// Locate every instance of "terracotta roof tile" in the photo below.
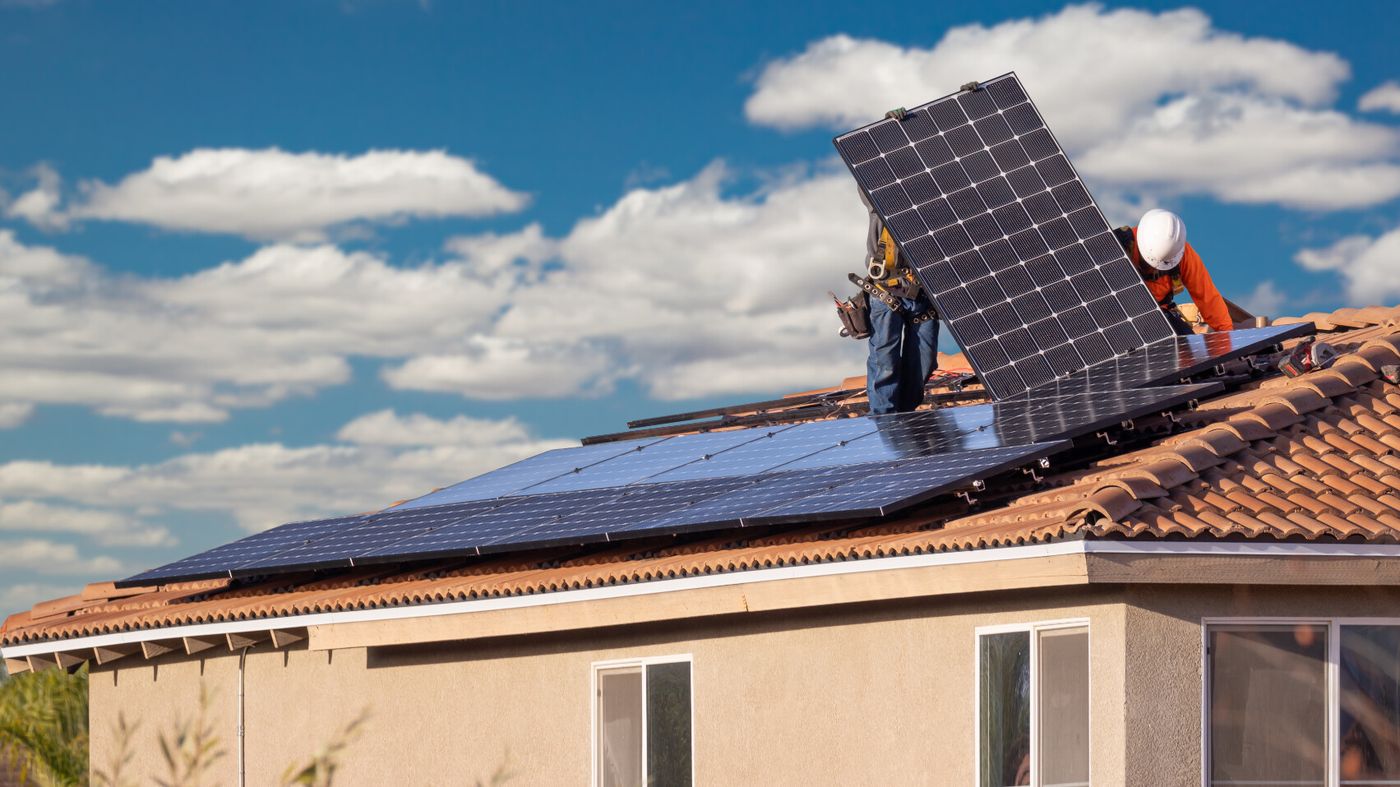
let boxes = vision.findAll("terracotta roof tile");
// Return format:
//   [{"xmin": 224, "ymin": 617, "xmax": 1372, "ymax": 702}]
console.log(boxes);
[{"xmin": 12, "ymin": 309, "xmax": 1400, "ymax": 649}]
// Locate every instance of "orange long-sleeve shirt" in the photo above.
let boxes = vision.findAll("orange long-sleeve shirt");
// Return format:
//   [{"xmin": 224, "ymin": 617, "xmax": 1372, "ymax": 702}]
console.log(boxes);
[{"xmin": 1128, "ymin": 225, "xmax": 1232, "ymax": 333}]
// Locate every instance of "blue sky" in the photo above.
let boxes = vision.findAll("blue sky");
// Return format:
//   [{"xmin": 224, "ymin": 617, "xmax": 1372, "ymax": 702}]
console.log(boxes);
[{"xmin": 1, "ymin": 0, "xmax": 1399, "ymax": 613}]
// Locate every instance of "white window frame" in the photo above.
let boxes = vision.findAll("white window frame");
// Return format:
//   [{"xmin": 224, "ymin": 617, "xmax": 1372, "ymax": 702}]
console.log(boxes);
[
  {"xmin": 975, "ymin": 617, "xmax": 1093, "ymax": 787},
  {"xmin": 590, "ymin": 653, "xmax": 695, "ymax": 787},
  {"xmin": 1200, "ymin": 616, "xmax": 1400, "ymax": 787}
]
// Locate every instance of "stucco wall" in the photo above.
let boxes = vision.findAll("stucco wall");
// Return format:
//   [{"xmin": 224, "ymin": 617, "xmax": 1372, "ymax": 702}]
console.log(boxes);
[
  {"xmin": 90, "ymin": 587, "xmax": 1126, "ymax": 785},
  {"xmin": 1121, "ymin": 584, "xmax": 1400, "ymax": 787}
]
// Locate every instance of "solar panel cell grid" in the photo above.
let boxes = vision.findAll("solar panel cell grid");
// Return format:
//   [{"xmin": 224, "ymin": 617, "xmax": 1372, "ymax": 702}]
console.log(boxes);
[{"xmin": 834, "ymin": 72, "xmax": 1176, "ymax": 400}]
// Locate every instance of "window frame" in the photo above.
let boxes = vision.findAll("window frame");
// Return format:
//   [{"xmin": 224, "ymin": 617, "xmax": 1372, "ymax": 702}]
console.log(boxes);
[
  {"xmin": 590, "ymin": 653, "xmax": 695, "ymax": 787},
  {"xmin": 1201, "ymin": 616, "xmax": 1400, "ymax": 787},
  {"xmin": 974, "ymin": 617, "xmax": 1093, "ymax": 787}
]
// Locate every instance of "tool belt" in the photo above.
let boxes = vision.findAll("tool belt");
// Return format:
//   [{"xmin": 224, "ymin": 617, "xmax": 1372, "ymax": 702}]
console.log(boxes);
[
  {"xmin": 834, "ymin": 271, "xmax": 938, "ymax": 340},
  {"xmin": 832, "ymin": 289, "xmax": 872, "ymax": 339},
  {"xmin": 834, "ymin": 227, "xmax": 936, "ymax": 340}
]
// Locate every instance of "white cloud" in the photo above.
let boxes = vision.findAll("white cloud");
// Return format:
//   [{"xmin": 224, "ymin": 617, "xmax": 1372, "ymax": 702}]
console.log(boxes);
[
  {"xmin": 0, "ymin": 157, "xmax": 871, "ymax": 421},
  {"xmin": 15, "ymin": 148, "xmax": 527, "ymax": 241},
  {"xmin": 0, "ymin": 410, "xmax": 572, "ymax": 532},
  {"xmin": 1296, "ymin": 228, "xmax": 1400, "ymax": 304},
  {"xmin": 382, "ymin": 339, "xmax": 616, "ymax": 400},
  {"xmin": 337, "ymin": 408, "xmax": 533, "ymax": 448},
  {"xmin": 1239, "ymin": 280, "xmax": 1287, "ymax": 317},
  {"xmin": 0, "ymin": 232, "xmax": 498, "ymax": 422},
  {"xmin": 439, "ymin": 161, "xmax": 871, "ymax": 400},
  {"xmin": 0, "ymin": 500, "xmax": 173, "ymax": 547},
  {"xmin": 3, "ymin": 163, "xmax": 65, "ymax": 230},
  {"xmin": 744, "ymin": 5, "xmax": 1400, "ymax": 211},
  {"xmin": 0, "ymin": 403, "xmax": 33, "ymax": 429},
  {"xmin": 0, "ymin": 583, "xmax": 80, "ymax": 617},
  {"xmin": 0, "ymin": 539, "xmax": 121, "ymax": 575},
  {"xmin": 443, "ymin": 222, "xmax": 557, "ymax": 278},
  {"xmin": 1360, "ymin": 81, "xmax": 1400, "ymax": 114}
]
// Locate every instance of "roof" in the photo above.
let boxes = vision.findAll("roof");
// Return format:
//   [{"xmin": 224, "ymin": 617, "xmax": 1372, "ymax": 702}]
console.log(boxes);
[{"xmin": 6, "ymin": 304, "xmax": 1400, "ymax": 652}]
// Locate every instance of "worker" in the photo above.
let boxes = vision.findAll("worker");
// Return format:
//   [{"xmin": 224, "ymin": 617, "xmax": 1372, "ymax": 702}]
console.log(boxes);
[
  {"xmin": 1114, "ymin": 209, "xmax": 1232, "ymax": 335},
  {"xmin": 860, "ymin": 186, "xmax": 939, "ymax": 415}
]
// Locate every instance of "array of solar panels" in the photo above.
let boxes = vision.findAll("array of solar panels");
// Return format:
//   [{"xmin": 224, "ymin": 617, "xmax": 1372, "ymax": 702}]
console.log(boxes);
[
  {"xmin": 119, "ymin": 382, "xmax": 1224, "ymax": 585},
  {"xmin": 835, "ymin": 73, "xmax": 1178, "ymax": 401},
  {"xmin": 118, "ymin": 73, "xmax": 1316, "ymax": 588}
]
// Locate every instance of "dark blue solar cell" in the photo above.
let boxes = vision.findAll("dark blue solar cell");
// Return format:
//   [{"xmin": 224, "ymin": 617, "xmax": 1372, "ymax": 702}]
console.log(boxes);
[
  {"xmin": 917, "ymin": 198, "xmax": 958, "ymax": 231},
  {"xmin": 987, "ymin": 76, "xmax": 1028, "ymax": 109},
  {"xmin": 989, "ymin": 139, "xmax": 1031, "ymax": 172},
  {"xmin": 751, "ymin": 443, "xmax": 1067, "ymax": 522},
  {"xmin": 854, "ymin": 157, "xmax": 897, "ymax": 191},
  {"xmin": 900, "ymin": 109, "xmax": 940, "ymax": 142},
  {"xmin": 915, "ymin": 136, "xmax": 956, "ymax": 169},
  {"xmin": 644, "ymin": 418, "xmax": 878, "ymax": 483},
  {"xmin": 237, "ymin": 501, "xmax": 503, "ymax": 574},
  {"xmin": 871, "ymin": 183, "xmax": 913, "ymax": 215},
  {"xmin": 869, "ymin": 120, "xmax": 910, "ymax": 153},
  {"xmin": 397, "ymin": 436, "xmax": 665, "ymax": 508},
  {"xmin": 626, "ymin": 465, "xmax": 878, "ymax": 531},
  {"xmin": 483, "ymin": 478, "xmax": 753, "ymax": 549},
  {"xmin": 358, "ymin": 488, "xmax": 621, "ymax": 561},
  {"xmin": 119, "ymin": 515, "xmax": 368, "ymax": 585},
  {"xmin": 521, "ymin": 427, "xmax": 794, "ymax": 493},
  {"xmin": 974, "ymin": 114, "xmax": 1015, "ymax": 146},
  {"xmin": 958, "ymin": 88, "xmax": 999, "ymax": 120},
  {"xmin": 836, "ymin": 131, "xmax": 880, "ymax": 165},
  {"xmin": 951, "ymin": 312, "xmax": 995, "ymax": 346},
  {"xmin": 885, "ymin": 147, "xmax": 926, "ymax": 179},
  {"xmin": 887, "ymin": 209, "xmax": 929, "ymax": 240},
  {"xmin": 903, "ymin": 172, "xmax": 941, "ymax": 206}
]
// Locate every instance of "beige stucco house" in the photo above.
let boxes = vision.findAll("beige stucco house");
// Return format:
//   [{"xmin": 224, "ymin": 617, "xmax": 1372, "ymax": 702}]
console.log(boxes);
[{"xmin": 6, "ymin": 306, "xmax": 1400, "ymax": 786}]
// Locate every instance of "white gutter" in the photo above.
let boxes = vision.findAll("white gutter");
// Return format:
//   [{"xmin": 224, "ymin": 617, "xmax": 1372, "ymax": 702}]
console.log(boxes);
[{"xmin": 6, "ymin": 539, "xmax": 1400, "ymax": 660}]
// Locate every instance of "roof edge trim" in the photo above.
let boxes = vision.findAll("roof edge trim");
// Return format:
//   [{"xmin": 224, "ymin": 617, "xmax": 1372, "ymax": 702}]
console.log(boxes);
[{"xmin": 8, "ymin": 540, "xmax": 1400, "ymax": 660}]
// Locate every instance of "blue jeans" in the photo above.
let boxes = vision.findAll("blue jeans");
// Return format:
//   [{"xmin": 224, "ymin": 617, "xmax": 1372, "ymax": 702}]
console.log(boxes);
[{"xmin": 867, "ymin": 294, "xmax": 939, "ymax": 415}]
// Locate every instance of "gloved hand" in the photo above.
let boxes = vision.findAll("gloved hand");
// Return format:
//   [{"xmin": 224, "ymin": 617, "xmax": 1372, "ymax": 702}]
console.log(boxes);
[{"xmin": 884, "ymin": 107, "xmax": 907, "ymax": 121}]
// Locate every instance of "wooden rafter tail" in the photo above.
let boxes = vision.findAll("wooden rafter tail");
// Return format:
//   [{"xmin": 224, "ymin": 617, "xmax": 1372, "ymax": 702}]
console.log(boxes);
[
  {"xmin": 270, "ymin": 628, "xmax": 306, "ymax": 649},
  {"xmin": 92, "ymin": 643, "xmax": 140, "ymax": 665},
  {"xmin": 140, "ymin": 640, "xmax": 176, "ymax": 660},
  {"xmin": 183, "ymin": 636, "xmax": 220, "ymax": 656},
  {"xmin": 226, "ymin": 631, "xmax": 269, "ymax": 650}
]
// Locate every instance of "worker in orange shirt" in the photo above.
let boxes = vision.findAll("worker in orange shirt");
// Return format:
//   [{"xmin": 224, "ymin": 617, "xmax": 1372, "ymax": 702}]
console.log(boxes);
[{"xmin": 1113, "ymin": 209, "xmax": 1232, "ymax": 335}]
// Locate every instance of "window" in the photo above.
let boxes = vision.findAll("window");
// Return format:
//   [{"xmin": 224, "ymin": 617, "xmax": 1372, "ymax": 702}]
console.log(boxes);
[
  {"xmin": 978, "ymin": 621, "xmax": 1091, "ymax": 787},
  {"xmin": 1205, "ymin": 620, "xmax": 1400, "ymax": 786},
  {"xmin": 594, "ymin": 657, "xmax": 692, "ymax": 787}
]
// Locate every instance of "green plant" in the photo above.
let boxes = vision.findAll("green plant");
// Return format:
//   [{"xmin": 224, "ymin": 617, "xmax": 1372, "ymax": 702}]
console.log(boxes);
[
  {"xmin": 0, "ymin": 665, "xmax": 89, "ymax": 786},
  {"xmin": 154, "ymin": 684, "xmax": 225, "ymax": 787},
  {"xmin": 92, "ymin": 713, "xmax": 138, "ymax": 787},
  {"xmin": 278, "ymin": 708, "xmax": 370, "ymax": 787}
]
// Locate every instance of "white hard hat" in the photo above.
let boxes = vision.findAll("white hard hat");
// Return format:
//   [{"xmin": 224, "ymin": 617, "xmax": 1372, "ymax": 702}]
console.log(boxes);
[{"xmin": 1136, "ymin": 209, "xmax": 1187, "ymax": 271}]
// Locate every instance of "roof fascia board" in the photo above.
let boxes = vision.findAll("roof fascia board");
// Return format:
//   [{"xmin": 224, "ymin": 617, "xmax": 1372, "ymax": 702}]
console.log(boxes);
[{"xmin": 8, "ymin": 540, "xmax": 1400, "ymax": 660}]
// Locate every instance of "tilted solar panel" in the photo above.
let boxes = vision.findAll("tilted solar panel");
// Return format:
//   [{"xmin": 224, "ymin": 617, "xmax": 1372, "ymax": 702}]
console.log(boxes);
[{"xmin": 834, "ymin": 72, "xmax": 1177, "ymax": 400}]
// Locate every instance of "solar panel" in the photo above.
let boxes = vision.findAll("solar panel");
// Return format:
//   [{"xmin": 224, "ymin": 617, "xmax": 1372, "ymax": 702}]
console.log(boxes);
[
  {"xmin": 773, "ymin": 383, "xmax": 1217, "ymax": 469},
  {"xmin": 393, "ymin": 435, "xmax": 668, "ymax": 508},
  {"xmin": 515, "ymin": 427, "xmax": 797, "ymax": 495},
  {"xmin": 342, "ymin": 442, "xmax": 1067, "ymax": 563},
  {"xmin": 119, "ymin": 514, "xmax": 367, "ymax": 586},
  {"xmin": 120, "ymin": 378, "xmax": 1223, "ymax": 585},
  {"xmin": 834, "ymin": 72, "xmax": 1176, "ymax": 400},
  {"xmin": 1026, "ymin": 323, "xmax": 1315, "ymax": 395},
  {"xmin": 229, "ymin": 499, "xmax": 508, "ymax": 575},
  {"xmin": 749, "ymin": 442, "xmax": 1065, "ymax": 523},
  {"xmin": 614, "ymin": 464, "xmax": 879, "ymax": 533},
  {"xmin": 641, "ymin": 417, "xmax": 879, "ymax": 483}
]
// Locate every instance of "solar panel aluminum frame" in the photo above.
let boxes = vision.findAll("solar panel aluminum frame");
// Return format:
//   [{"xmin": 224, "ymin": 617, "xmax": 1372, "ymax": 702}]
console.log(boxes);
[{"xmin": 834, "ymin": 72, "xmax": 1177, "ymax": 401}]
